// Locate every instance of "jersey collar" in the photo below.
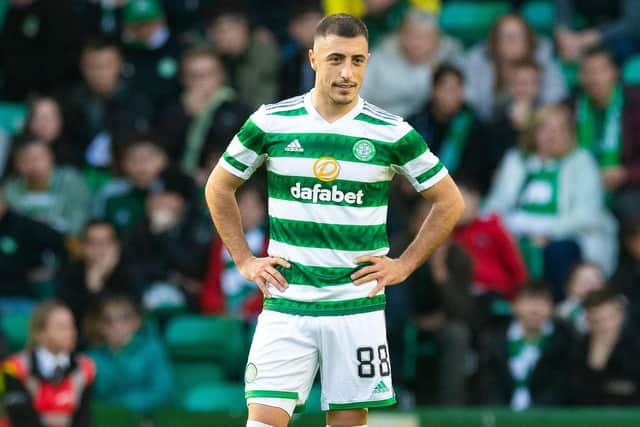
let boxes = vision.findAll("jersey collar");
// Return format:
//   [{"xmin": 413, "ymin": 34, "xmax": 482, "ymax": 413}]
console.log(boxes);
[{"xmin": 304, "ymin": 90, "xmax": 364, "ymax": 125}]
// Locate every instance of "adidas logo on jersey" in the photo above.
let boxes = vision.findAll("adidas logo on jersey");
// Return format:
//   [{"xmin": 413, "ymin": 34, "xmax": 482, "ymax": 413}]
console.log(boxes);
[
  {"xmin": 373, "ymin": 380, "xmax": 389, "ymax": 394},
  {"xmin": 284, "ymin": 139, "xmax": 304, "ymax": 152},
  {"xmin": 290, "ymin": 182, "xmax": 364, "ymax": 205}
]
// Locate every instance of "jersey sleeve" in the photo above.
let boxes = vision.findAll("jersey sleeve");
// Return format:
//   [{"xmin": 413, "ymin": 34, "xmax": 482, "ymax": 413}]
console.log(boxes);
[
  {"xmin": 218, "ymin": 105, "xmax": 268, "ymax": 180},
  {"xmin": 391, "ymin": 126, "xmax": 448, "ymax": 192}
]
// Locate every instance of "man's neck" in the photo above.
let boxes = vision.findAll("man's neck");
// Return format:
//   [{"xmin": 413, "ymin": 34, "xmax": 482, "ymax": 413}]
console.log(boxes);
[
  {"xmin": 311, "ymin": 89, "xmax": 357, "ymax": 123},
  {"xmin": 590, "ymin": 85, "xmax": 616, "ymax": 109},
  {"xmin": 431, "ymin": 103, "xmax": 457, "ymax": 122}
]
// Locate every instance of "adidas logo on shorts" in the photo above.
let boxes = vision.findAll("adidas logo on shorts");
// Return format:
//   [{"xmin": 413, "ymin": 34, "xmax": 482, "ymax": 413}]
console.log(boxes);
[
  {"xmin": 373, "ymin": 380, "xmax": 389, "ymax": 394},
  {"xmin": 285, "ymin": 139, "xmax": 304, "ymax": 152}
]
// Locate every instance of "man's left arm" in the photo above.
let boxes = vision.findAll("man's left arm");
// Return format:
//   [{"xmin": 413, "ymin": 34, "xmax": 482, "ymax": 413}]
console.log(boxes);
[{"xmin": 351, "ymin": 175, "xmax": 464, "ymax": 297}]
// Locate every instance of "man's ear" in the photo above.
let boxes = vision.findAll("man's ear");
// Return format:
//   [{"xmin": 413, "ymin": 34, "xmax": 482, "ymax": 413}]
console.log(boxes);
[{"xmin": 308, "ymin": 48, "xmax": 317, "ymax": 71}]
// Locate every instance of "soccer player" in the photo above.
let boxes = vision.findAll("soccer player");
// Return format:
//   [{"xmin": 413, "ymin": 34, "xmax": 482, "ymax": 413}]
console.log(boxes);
[{"xmin": 205, "ymin": 14, "xmax": 464, "ymax": 427}]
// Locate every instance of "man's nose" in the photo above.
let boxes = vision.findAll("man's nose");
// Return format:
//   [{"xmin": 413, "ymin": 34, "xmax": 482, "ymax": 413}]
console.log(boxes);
[{"xmin": 340, "ymin": 63, "xmax": 353, "ymax": 80}]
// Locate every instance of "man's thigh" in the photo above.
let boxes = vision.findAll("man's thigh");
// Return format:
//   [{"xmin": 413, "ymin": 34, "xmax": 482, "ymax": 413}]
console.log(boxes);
[
  {"xmin": 319, "ymin": 310, "xmax": 396, "ymax": 412},
  {"xmin": 245, "ymin": 310, "xmax": 319, "ymax": 418}
]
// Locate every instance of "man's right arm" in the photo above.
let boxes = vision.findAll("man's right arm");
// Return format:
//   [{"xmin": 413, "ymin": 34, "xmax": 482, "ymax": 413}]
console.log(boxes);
[{"xmin": 204, "ymin": 164, "xmax": 289, "ymax": 297}]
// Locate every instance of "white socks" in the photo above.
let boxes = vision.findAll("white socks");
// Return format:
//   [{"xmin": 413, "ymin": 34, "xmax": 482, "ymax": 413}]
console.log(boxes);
[{"xmin": 247, "ymin": 421, "xmax": 274, "ymax": 427}]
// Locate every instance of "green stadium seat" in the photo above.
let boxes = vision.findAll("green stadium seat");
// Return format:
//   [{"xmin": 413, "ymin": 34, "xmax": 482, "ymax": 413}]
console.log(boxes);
[
  {"xmin": 623, "ymin": 55, "xmax": 640, "ymax": 84},
  {"xmin": 0, "ymin": 311, "xmax": 31, "ymax": 352},
  {"xmin": 300, "ymin": 385, "xmax": 323, "ymax": 414},
  {"xmin": 173, "ymin": 361, "xmax": 225, "ymax": 399},
  {"xmin": 165, "ymin": 315, "xmax": 246, "ymax": 378},
  {"xmin": 0, "ymin": 102, "xmax": 28, "ymax": 135},
  {"xmin": 521, "ymin": 1, "xmax": 555, "ymax": 35},
  {"xmin": 181, "ymin": 382, "xmax": 246, "ymax": 412},
  {"xmin": 439, "ymin": 2, "xmax": 511, "ymax": 45}
]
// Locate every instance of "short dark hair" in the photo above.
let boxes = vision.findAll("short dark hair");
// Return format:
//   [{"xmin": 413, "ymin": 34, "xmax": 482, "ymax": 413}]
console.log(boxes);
[
  {"xmin": 432, "ymin": 63, "xmax": 464, "ymax": 87},
  {"xmin": 513, "ymin": 59, "xmax": 542, "ymax": 74},
  {"xmin": 11, "ymin": 133, "xmax": 49, "ymax": 155},
  {"xmin": 82, "ymin": 219, "xmax": 118, "ymax": 242},
  {"xmin": 314, "ymin": 13, "xmax": 368, "ymax": 41},
  {"xmin": 582, "ymin": 46, "xmax": 617, "ymax": 68},
  {"xmin": 82, "ymin": 35, "xmax": 121, "ymax": 55},
  {"xmin": 515, "ymin": 281, "xmax": 553, "ymax": 301},
  {"xmin": 583, "ymin": 288, "xmax": 624, "ymax": 311},
  {"xmin": 181, "ymin": 46, "xmax": 222, "ymax": 69}
]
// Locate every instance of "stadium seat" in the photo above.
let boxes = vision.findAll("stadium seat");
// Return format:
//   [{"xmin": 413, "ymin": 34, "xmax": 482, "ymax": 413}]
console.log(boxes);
[
  {"xmin": 0, "ymin": 311, "xmax": 31, "ymax": 352},
  {"xmin": 521, "ymin": 1, "xmax": 555, "ymax": 35},
  {"xmin": 0, "ymin": 102, "xmax": 28, "ymax": 135},
  {"xmin": 623, "ymin": 55, "xmax": 640, "ymax": 84},
  {"xmin": 439, "ymin": 2, "xmax": 511, "ymax": 45},
  {"xmin": 173, "ymin": 361, "xmax": 225, "ymax": 399},
  {"xmin": 181, "ymin": 382, "xmax": 246, "ymax": 412},
  {"xmin": 300, "ymin": 385, "xmax": 323, "ymax": 414},
  {"xmin": 165, "ymin": 315, "xmax": 246, "ymax": 378}
]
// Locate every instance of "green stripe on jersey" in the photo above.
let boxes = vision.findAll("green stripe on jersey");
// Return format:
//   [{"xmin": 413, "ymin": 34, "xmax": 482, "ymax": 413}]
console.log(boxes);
[
  {"xmin": 236, "ymin": 119, "xmax": 265, "ymax": 153},
  {"xmin": 415, "ymin": 161, "xmax": 444, "ymax": 184},
  {"xmin": 394, "ymin": 129, "xmax": 430, "ymax": 166},
  {"xmin": 269, "ymin": 217, "xmax": 388, "ymax": 251},
  {"xmin": 280, "ymin": 261, "xmax": 355, "ymax": 287},
  {"xmin": 263, "ymin": 295, "xmax": 386, "ymax": 316},
  {"xmin": 267, "ymin": 171, "xmax": 390, "ymax": 207},
  {"xmin": 263, "ymin": 130, "xmax": 429, "ymax": 166},
  {"xmin": 268, "ymin": 106, "xmax": 308, "ymax": 116},
  {"xmin": 223, "ymin": 152, "xmax": 248, "ymax": 172},
  {"xmin": 354, "ymin": 112, "xmax": 394, "ymax": 126}
]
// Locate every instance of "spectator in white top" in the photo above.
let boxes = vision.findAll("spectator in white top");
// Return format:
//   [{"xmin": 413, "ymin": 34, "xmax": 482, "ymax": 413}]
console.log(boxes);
[{"xmin": 360, "ymin": 8, "xmax": 463, "ymax": 118}]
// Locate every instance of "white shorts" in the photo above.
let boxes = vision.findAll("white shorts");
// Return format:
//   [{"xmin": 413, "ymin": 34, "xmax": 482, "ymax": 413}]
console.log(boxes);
[{"xmin": 244, "ymin": 309, "xmax": 395, "ymax": 415}]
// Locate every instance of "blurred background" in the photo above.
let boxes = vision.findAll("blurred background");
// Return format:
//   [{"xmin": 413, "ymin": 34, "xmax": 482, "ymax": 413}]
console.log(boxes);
[{"xmin": 0, "ymin": 0, "xmax": 639, "ymax": 426}]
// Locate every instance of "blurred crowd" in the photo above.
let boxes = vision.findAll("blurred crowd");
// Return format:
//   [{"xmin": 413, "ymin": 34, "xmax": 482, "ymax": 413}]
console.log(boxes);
[{"xmin": 0, "ymin": 0, "xmax": 640, "ymax": 423}]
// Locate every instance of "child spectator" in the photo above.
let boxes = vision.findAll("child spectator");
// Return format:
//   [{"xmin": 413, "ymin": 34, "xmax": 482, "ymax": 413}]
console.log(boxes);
[
  {"xmin": 87, "ymin": 295, "xmax": 172, "ymax": 414},
  {"xmin": 453, "ymin": 177, "xmax": 528, "ymax": 302},
  {"xmin": 1, "ymin": 300, "xmax": 94, "ymax": 427},
  {"xmin": 486, "ymin": 283, "xmax": 573, "ymax": 410}
]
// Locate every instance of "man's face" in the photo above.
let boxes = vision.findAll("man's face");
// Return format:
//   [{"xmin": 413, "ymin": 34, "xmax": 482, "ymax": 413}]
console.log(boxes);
[
  {"xmin": 399, "ymin": 20, "xmax": 439, "ymax": 65},
  {"xmin": 309, "ymin": 34, "xmax": 369, "ymax": 106},
  {"xmin": 514, "ymin": 295, "xmax": 553, "ymax": 332},
  {"xmin": 81, "ymin": 48, "xmax": 122, "ymax": 95},
  {"xmin": 208, "ymin": 15, "xmax": 250, "ymax": 56},
  {"xmin": 15, "ymin": 144, "xmax": 53, "ymax": 183},
  {"xmin": 100, "ymin": 304, "xmax": 140, "ymax": 349},
  {"xmin": 587, "ymin": 301, "xmax": 623, "ymax": 339},
  {"xmin": 182, "ymin": 55, "xmax": 223, "ymax": 96},
  {"xmin": 432, "ymin": 74, "xmax": 464, "ymax": 116},
  {"xmin": 122, "ymin": 143, "xmax": 166, "ymax": 189},
  {"xmin": 83, "ymin": 224, "xmax": 120, "ymax": 266},
  {"xmin": 580, "ymin": 54, "xmax": 618, "ymax": 103},
  {"xmin": 39, "ymin": 308, "xmax": 76, "ymax": 354},
  {"xmin": 510, "ymin": 67, "xmax": 540, "ymax": 102}
]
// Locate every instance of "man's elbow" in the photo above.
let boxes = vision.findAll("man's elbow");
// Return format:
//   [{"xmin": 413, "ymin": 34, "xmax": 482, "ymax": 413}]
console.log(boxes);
[{"xmin": 449, "ymin": 189, "xmax": 465, "ymax": 225}]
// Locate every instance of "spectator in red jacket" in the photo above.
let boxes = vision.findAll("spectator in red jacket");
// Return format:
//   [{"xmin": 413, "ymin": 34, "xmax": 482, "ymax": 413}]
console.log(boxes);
[
  {"xmin": 200, "ymin": 184, "xmax": 267, "ymax": 321},
  {"xmin": 1, "ymin": 300, "xmax": 94, "ymax": 427},
  {"xmin": 453, "ymin": 176, "xmax": 528, "ymax": 301}
]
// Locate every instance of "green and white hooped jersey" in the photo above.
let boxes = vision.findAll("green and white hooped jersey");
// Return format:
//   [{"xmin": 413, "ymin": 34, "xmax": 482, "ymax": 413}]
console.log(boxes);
[{"xmin": 219, "ymin": 92, "xmax": 448, "ymax": 316}]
